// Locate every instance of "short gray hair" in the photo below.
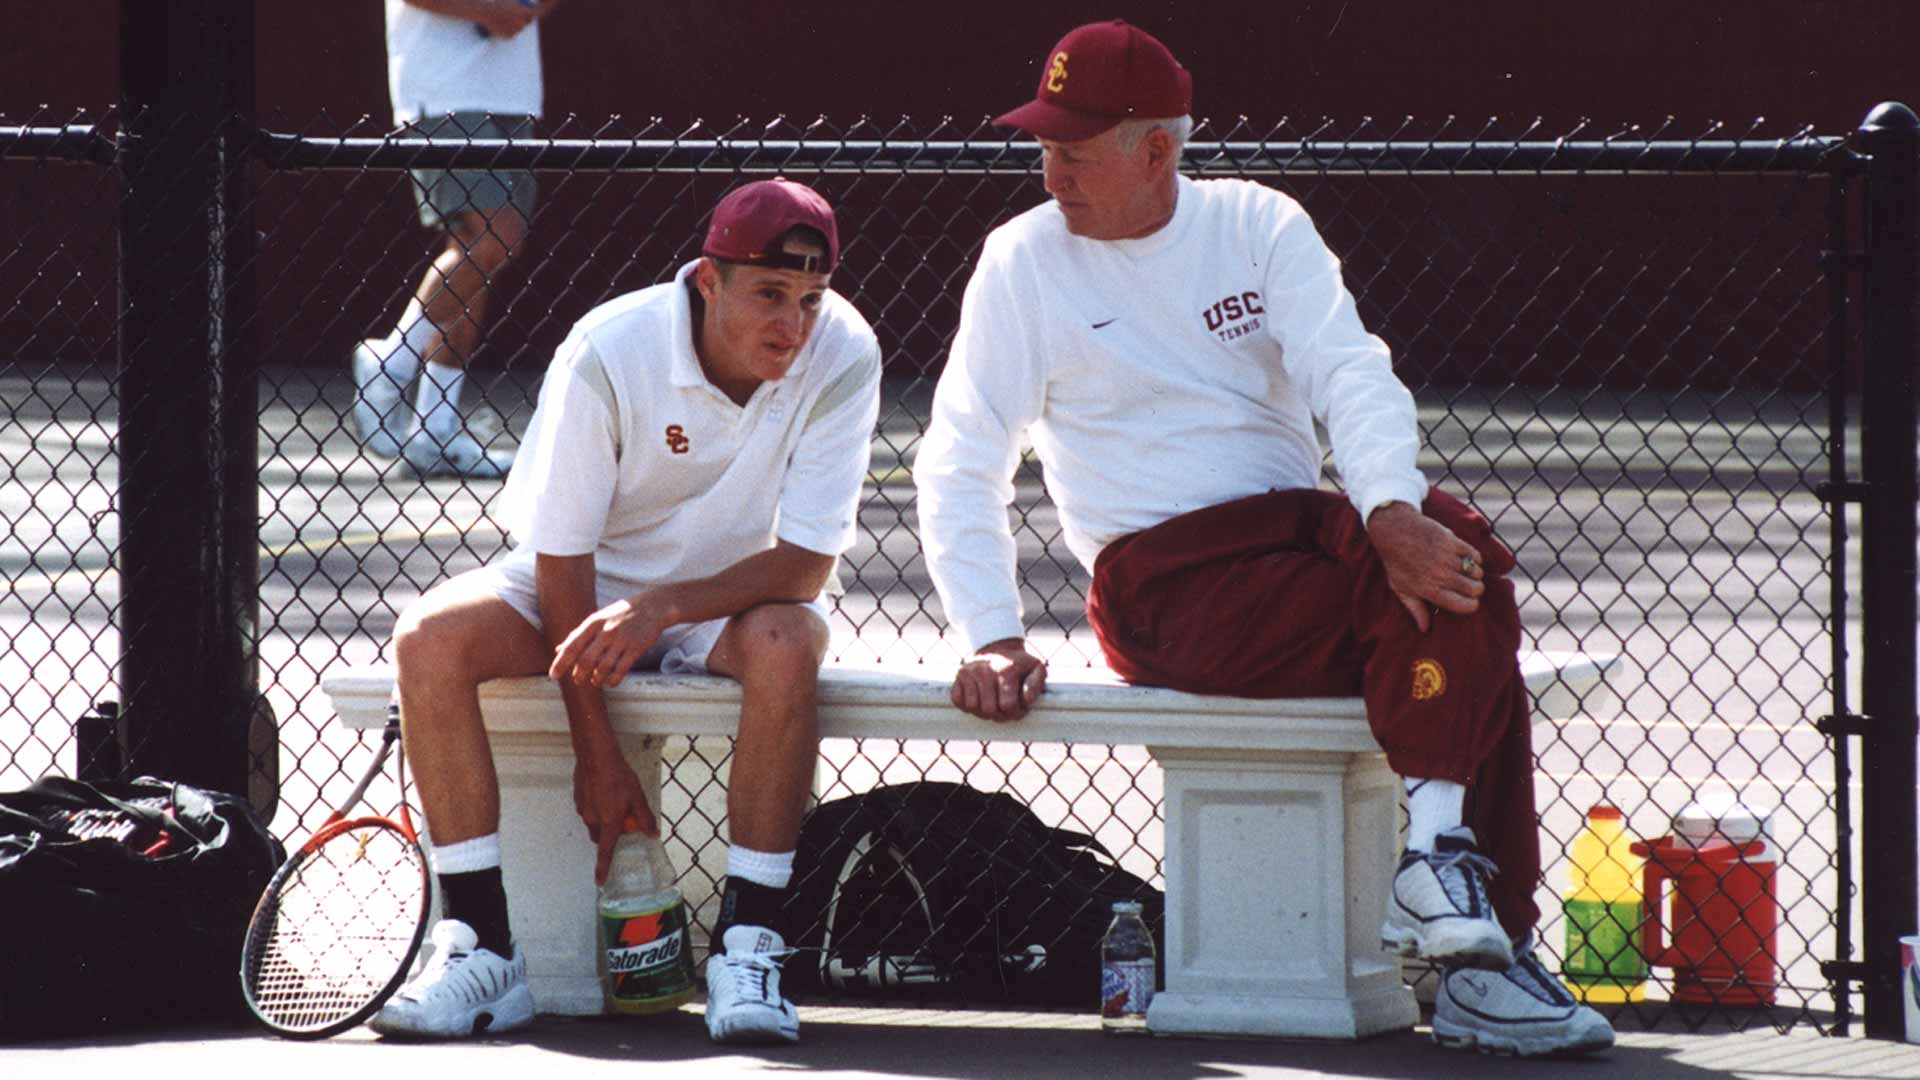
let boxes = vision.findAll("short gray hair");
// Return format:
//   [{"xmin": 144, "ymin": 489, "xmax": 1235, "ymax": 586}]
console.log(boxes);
[{"xmin": 1114, "ymin": 114, "xmax": 1193, "ymax": 155}]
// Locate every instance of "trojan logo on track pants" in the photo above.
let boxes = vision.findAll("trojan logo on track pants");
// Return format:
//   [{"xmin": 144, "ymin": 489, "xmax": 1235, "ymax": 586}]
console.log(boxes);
[{"xmin": 1086, "ymin": 487, "xmax": 1540, "ymax": 935}]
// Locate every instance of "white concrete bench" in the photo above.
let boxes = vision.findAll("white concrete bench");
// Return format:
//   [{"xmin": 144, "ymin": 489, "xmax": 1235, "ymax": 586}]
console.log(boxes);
[{"xmin": 319, "ymin": 649, "xmax": 1615, "ymax": 1039}]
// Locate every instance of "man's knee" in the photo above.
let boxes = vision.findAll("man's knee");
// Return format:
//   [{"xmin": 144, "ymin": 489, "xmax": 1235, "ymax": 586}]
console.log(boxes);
[
  {"xmin": 393, "ymin": 595, "xmax": 482, "ymax": 680},
  {"xmin": 724, "ymin": 604, "xmax": 829, "ymax": 681}
]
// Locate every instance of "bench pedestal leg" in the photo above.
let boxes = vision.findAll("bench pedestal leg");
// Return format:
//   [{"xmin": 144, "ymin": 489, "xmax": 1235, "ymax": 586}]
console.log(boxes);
[
  {"xmin": 1145, "ymin": 746, "xmax": 1416, "ymax": 1039},
  {"xmin": 492, "ymin": 731, "xmax": 665, "ymax": 1016}
]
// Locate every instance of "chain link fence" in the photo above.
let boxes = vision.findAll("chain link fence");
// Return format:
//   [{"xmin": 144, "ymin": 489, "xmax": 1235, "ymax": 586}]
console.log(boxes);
[{"xmin": 0, "ymin": 109, "xmax": 1882, "ymax": 1032}]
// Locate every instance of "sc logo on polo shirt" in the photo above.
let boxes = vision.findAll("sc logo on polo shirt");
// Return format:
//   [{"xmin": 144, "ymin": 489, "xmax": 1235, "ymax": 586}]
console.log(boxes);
[{"xmin": 665, "ymin": 425, "xmax": 690, "ymax": 454}]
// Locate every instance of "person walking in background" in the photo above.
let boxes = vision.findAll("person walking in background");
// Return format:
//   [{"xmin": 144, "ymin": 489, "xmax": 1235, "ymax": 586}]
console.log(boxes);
[
  {"xmin": 914, "ymin": 19, "xmax": 1615, "ymax": 1058},
  {"xmin": 352, "ymin": 0, "xmax": 555, "ymax": 479}
]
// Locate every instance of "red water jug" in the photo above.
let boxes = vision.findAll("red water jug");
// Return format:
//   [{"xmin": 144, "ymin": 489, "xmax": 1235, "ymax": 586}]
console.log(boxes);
[{"xmin": 1629, "ymin": 802, "xmax": 1777, "ymax": 1006}]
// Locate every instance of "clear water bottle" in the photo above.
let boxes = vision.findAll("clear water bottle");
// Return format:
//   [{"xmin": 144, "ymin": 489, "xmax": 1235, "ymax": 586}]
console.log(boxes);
[
  {"xmin": 1099, "ymin": 900, "xmax": 1155, "ymax": 1034},
  {"xmin": 597, "ymin": 832, "xmax": 696, "ymax": 1015}
]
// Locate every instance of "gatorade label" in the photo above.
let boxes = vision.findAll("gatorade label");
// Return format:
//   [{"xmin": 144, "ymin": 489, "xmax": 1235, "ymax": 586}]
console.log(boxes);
[
  {"xmin": 1564, "ymin": 897, "xmax": 1647, "ymax": 984},
  {"xmin": 1101, "ymin": 958, "xmax": 1155, "ymax": 1018},
  {"xmin": 600, "ymin": 897, "xmax": 696, "ymax": 1014}
]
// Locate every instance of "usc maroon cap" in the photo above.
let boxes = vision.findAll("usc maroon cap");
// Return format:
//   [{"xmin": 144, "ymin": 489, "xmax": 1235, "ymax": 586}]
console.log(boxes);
[
  {"xmin": 703, "ymin": 178, "xmax": 840, "ymax": 274},
  {"xmin": 994, "ymin": 20, "xmax": 1192, "ymax": 142}
]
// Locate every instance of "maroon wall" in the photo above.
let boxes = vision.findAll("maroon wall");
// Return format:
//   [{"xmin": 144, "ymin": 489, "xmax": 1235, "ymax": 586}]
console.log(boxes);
[
  {"xmin": 4, "ymin": 2, "xmax": 1910, "ymax": 388},
  {"xmin": 11, "ymin": 2, "xmax": 1902, "ymax": 131}
]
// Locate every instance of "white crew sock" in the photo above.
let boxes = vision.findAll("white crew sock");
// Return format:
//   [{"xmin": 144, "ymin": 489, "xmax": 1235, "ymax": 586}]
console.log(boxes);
[
  {"xmin": 415, "ymin": 361, "xmax": 467, "ymax": 438},
  {"xmin": 726, "ymin": 844, "xmax": 795, "ymax": 889},
  {"xmin": 1405, "ymin": 777, "xmax": 1466, "ymax": 853},
  {"xmin": 431, "ymin": 832, "xmax": 503, "ymax": 874},
  {"xmin": 378, "ymin": 298, "xmax": 431, "ymax": 386}
]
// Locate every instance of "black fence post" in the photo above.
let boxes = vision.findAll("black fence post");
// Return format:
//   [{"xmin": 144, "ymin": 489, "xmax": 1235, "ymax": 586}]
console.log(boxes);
[
  {"xmin": 1857, "ymin": 101, "xmax": 1920, "ymax": 1039},
  {"xmin": 115, "ymin": 2, "xmax": 258, "ymax": 798}
]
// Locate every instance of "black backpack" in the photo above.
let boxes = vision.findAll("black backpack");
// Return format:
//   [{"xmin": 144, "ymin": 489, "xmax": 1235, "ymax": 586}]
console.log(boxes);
[
  {"xmin": 0, "ymin": 776, "xmax": 284, "ymax": 1040},
  {"xmin": 782, "ymin": 781, "xmax": 1164, "ymax": 1005}
]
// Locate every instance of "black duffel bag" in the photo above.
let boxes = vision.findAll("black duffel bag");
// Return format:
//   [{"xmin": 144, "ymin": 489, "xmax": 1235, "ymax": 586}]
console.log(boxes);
[
  {"xmin": 784, "ymin": 781, "xmax": 1164, "ymax": 1006},
  {"xmin": 0, "ymin": 776, "xmax": 284, "ymax": 1040}
]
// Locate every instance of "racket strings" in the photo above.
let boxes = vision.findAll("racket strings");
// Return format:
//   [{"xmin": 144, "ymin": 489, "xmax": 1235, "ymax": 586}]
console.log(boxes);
[{"xmin": 244, "ymin": 822, "xmax": 428, "ymax": 1032}]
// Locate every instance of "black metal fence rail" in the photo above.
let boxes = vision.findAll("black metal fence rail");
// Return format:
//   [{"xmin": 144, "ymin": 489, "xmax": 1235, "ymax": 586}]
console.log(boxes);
[
  {"xmin": 3, "ymin": 101, "xmax": 1915, "ymax": 1037},
  {"xmin": 4, "ymin": 121, "xmax": 1859, "ymax": 175}
]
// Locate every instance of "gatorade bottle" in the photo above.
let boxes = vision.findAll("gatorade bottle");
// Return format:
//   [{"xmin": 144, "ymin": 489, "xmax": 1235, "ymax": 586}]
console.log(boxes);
[
  {"xmin": 1562, "ymin": 803, "xmax": 1647, "ymax": 1003},
  {"xmin": 598, "ymin": 832, "xmax": 697, "ymax": 1015}
]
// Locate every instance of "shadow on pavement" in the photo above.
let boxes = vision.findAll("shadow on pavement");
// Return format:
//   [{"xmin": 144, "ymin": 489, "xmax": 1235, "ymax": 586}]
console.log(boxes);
[{"xmin": 19, "ymin": 1006, "xmax": 1914, "ymax": 1080}]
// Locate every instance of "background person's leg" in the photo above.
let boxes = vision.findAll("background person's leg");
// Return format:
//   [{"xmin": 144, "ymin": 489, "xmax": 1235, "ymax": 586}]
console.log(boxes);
[{"xmin": 400, "ymin": 202, "xmax": 527, "ymax": 478}]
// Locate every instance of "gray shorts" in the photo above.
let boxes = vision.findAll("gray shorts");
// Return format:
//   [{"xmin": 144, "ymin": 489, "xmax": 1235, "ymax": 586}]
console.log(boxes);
[
  {"xmin": 406, "ymin": 112, "xmax": 539, "ymax": 231},
  {"xmin": 448, "ymin": 553, "xmax": 831, "ymax": 675}
]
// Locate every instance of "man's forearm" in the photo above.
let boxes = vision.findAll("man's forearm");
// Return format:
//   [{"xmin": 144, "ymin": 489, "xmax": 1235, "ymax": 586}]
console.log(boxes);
[{"xmin": 635, "ymin": 541, "xmax": 835, "ymax": 629}]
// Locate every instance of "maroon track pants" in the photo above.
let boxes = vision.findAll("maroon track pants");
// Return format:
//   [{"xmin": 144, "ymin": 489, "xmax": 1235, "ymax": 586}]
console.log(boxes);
[{"xmin": 1085, "ymin": 487, "xmax": 1540, "ymax": 936}]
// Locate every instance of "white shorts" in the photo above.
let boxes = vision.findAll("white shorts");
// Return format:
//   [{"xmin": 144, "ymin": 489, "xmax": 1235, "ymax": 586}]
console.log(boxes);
[{"xmin": 449, "ymin": 552, "xmax": 830, "ymax": 675}]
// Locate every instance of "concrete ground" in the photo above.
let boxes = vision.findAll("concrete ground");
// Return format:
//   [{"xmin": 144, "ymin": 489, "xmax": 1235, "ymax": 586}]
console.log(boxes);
[{"xmin": 10, "ymin": 1007, "xmax": 1920, "ymax": 1080}]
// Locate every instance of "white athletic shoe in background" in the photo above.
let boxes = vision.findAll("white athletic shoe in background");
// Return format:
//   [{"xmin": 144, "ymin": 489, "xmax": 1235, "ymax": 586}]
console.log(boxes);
[
  {"xmin": 705, "ymin": 925, "xmax": 799, "ymax": 1045},
  {"xmin": 350, "ymin": 340, "xmax": 414, "ymax": 459},
  {"xmin": 369, "ymin": 919, "xmax": 533, "ymax": 1038},
  {"xmin": 1381, "ymin": 826, "xmax": 1515, "ymax": 971},
  {"xmin": 400, "ymin": 427, "xmax": 516, "ymax": 480},
  {"xmin": 1433, "ymin": 935, "xmax": 1616, "ymax": 1056}
]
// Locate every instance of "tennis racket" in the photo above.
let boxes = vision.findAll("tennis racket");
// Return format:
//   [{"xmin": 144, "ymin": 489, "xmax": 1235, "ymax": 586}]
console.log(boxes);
[{"xmin": 240, "ymin": 707, "xmax": 430, "ymax": 1038}]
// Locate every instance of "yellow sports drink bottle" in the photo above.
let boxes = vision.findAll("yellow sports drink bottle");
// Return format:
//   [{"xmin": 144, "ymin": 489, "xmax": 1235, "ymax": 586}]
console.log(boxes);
[{"xmin": 1562, "ymin": 803, "xmax": 1647, "ymax": 1003}]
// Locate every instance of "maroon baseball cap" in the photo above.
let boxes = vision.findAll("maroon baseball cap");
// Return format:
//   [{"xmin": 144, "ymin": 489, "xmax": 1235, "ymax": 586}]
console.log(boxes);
[
  {"xmin": 994, "ymin": 20, "xmax": 1192, "ymax": 142},
  {"xmin": 702, "ymin": 178, "xmax": 839, "ymax": 274}
]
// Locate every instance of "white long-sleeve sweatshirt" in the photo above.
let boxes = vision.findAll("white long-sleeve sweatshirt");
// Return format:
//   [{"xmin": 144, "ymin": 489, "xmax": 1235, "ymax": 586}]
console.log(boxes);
[{"xmin": 914, "ymin": 175, "xmax": 1428, "ymax": 652}]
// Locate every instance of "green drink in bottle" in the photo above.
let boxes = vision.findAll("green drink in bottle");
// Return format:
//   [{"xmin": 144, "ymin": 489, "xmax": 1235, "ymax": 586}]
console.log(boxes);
[{"xmin": 1563, "ymin": 803, "xmax": 1646, "ymax": 1003}]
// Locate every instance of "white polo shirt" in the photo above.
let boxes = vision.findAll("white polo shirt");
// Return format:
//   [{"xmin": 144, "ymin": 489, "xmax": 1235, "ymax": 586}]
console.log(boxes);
[
  {"xmin": 498, "ymin": 261, "xmax": 882, "ymax": 590},
  {"xmin": 385, "ymin": 0, "xmax": 543, "ymax": 124},
  {"xmin": 915, "ymin": 175, "xmax": 1428, "ymax": 651}
]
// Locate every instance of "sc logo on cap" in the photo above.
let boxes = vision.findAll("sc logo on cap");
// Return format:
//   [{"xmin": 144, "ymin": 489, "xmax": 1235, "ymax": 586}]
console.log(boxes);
[{"xmin": 1046, "ymin": 51, "xmax": 1069, "ymax": 93}]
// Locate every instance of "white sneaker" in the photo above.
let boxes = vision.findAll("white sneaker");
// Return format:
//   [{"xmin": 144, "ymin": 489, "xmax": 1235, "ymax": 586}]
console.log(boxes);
[
  {"xmin": 705, "ymin": 925, "xmax": 799, "ymax": 1045},
  {"xmin": 1433, "ymin": 936, "xmax": 1616, "ymax": 1056},
  {"xmin": 350, "ymin": 340, "xmax": 414, "ymax": 459},
  {"xmin": 1381, "ymin": 826, "xmax": 1514, "ymax": 971},
  {"xmin": 401, "ymin": 427, "xmax": 516, "ymax": 480},
  {"xmin": 369, "ymin": 920, "xmax": 534, "ymax": 1039}
]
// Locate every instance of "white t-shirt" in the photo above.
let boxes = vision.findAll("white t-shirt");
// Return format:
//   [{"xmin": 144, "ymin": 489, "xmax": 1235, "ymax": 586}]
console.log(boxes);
[
  {"xmin": 385, "ymin": 0, "xmax": 544, "ymax": 124},
  {"xmin": 914, "ymin": 175, "xmax": 1428, "ymax": 652},
  {"xmin": 498, "ymin": 262, "xmax": 882, "ymax": 590}
]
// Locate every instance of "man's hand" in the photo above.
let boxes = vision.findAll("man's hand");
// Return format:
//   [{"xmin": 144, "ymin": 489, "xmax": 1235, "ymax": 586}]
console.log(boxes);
[
  {"xmin": 550, "ymin": 593, "xmax": 671, "ymax": 688},
  {"xmin": 572, "ymin": 753, "xmax": 658, "ymax": 884},
  {"xmin": 1366, "ymin": 501, "xmax": 1485, "ymax": 633},
  {"xmin": 951, "ymin": 638, "xmax": 1048, "ymax": 722}
]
